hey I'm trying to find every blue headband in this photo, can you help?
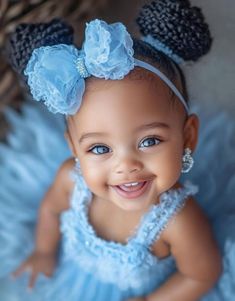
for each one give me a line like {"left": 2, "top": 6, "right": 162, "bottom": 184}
{"left": 24, "top": 19, "right": 189, "bottom": 115}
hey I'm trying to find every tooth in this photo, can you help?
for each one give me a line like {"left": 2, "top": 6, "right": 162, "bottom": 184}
{"left": 124, "top": 182, "right": 139, "bottom": 187}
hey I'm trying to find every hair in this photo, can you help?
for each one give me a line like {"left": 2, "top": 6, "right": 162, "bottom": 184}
{"left": 7, "top": 18, "right": 74, "bottom": 77}
{"left": 134, "top": 0, "right": 212, "bottom": 103}
{"left": 7, "top": 0, "right": 212, "bottom": 105}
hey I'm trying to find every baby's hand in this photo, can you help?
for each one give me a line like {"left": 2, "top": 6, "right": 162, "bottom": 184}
{"left": 12, "top": 251, "right": 57, "bottom": 289}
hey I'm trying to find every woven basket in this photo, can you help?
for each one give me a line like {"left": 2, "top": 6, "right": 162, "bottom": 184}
{"left": 0, "top": 0, "right": 107, "bottom": 139}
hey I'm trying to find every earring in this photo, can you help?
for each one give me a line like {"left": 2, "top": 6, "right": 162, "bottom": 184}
{"left": 181, "top": 148, "right": 194, "bottom": 173}
{"left": 74, "top": 157, "right": 82, "bottom": 175}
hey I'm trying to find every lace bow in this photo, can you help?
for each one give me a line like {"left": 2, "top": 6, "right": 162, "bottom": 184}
{"left": 24, "top": 19, "right": 135, "bottom": 115}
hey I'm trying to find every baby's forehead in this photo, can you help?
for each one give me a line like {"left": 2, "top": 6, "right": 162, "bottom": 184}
{"left": 70, "top": 76, "right": 186, "bottom": 128}
{"left": 85, "top": 68, "right": 174, "bottom": 95}
{"left": 83, "top": 71, "right": 184, "bottom": 113}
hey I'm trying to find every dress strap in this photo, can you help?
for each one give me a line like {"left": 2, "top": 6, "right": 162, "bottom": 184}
{"left": 68, "top": 161, "right": 91, "bottom": 211}
{"left": 131, "top": 181, "right": 199, "bottom": 248}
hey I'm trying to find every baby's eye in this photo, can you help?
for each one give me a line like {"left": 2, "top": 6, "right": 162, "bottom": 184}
{"left": 139, "top": 137, "right": 161, "bottom": 148}
{"left": 89, "top": 145, "right": 110, "bottom": 155}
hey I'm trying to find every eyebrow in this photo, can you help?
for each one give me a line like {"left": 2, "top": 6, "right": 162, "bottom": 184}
{"left": 78, "top": 122, "right": 170, "bottom": 144}
{"left": 135, "top": 122, "right": 170, "bottom": 131}
{"left": 79, "top": 132, "right": 107, "bottom": 144}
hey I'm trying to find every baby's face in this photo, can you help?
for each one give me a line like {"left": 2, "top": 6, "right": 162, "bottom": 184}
{"left": 67, "top": 76, "right": 198, "bottom": 211}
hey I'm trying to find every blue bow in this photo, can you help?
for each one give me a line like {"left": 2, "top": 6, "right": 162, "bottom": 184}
{"left": 24, "top": 19, "right": 135, "bottom": 115}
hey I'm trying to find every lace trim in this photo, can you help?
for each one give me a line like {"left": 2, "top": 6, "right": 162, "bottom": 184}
{"left": 61, "top": 209, "right": 162, "bottom": 289}
{"left": 68, "top": 162, "right": 91, "bottom": 211}
{"left": 133, "top": 181, "right": 199, "bottom": 247}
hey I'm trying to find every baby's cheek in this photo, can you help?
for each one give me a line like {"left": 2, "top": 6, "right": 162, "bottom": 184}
{"left": 153, "top": 149, "right": 182, "bottom": 186}
{"left": 81, "top": 164, "right": 107, "bottom": 190}
{"left": 165, "top": 151, "right": 182, "bottom": 181}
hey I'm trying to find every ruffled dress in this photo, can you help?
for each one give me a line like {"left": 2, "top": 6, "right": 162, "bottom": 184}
{"left": 0, "top": 100, "right": 235, "bottom": 301}
{"left": 46, "top": 171, "right": 198, "bottom": 301}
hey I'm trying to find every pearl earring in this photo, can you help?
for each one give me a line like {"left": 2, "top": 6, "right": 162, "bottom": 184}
{"left": 74, "top": 157, "right": 82, "bottom": 175}
{"left": 181, "top": 148, "right": 194, "bottom": 173}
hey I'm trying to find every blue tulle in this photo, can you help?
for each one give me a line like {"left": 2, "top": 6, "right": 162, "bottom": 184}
{"left": 0, "top": 100, "right": 235, "bottom": 300}
{"left": 24, "top": 44, "right": 85, "bottom": 115}
{"left": 84, "top": 19, "right": 135, "bottom": 79}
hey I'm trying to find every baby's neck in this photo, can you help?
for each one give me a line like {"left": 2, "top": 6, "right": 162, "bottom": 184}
{"left": 88, "top": 194, "right": 145, "bottom": 244}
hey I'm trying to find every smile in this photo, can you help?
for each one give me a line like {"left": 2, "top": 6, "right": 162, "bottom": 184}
{"left": 112, "top": 180, "right": 152, "bottom": 199}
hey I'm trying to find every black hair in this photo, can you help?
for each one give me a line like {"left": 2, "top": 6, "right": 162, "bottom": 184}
{"left": 7, "top": 18, "right": 74, "bottom": 77}
{"left": 135, "top": 0, "right": 212, "bottom": 103}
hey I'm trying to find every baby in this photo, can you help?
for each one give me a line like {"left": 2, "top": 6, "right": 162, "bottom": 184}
{"left": 9, "top": 1, "right": 222, "bottom": 300}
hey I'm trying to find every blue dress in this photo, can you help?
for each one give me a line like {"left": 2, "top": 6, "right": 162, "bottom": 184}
{"left": 47, "top": 169, "right": 198, "bottom": 301}
{"left": 0, "top": 101, "right": 235, "bottom": 300}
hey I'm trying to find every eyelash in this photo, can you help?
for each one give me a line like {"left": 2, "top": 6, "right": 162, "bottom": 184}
{"left": 89, "top": 144, "right": 110, "bottom": 155}
{"left": 139, "top": 136, "right": 161, "bottom": 148}
{"left": 88, "top": 136, "right": 162, "bottom": 155}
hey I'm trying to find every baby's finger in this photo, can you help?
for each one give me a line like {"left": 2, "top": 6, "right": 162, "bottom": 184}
{"left": 28, "top": 272, "right": 38, "bottom": 290}
{"left": 12, "top": 262, "right": 28, "bottom": 278}
{"left": 44, "top": 269, "right": 54, "bottom": 278}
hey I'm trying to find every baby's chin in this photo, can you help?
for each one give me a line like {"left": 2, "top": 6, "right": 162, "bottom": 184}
{"left": 110, "top": 195, "right": 157, "bottom": 213}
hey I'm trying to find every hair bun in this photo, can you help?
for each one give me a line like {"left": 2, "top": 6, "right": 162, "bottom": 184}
{"left": 136, "top": 0, "right": 212, "bottom": 62}
{"left": 8, "top": 18, "right": 74, "bottom": 75}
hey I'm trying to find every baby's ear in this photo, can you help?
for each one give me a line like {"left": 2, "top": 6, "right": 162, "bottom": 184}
{"left": 183, "top": 114, "right": 199, "bottom": 152}
{"left": 64, "top": 131, "right": 76, "bottom": 157}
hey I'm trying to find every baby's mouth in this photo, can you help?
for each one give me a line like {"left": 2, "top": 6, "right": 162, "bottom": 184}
{"left": 118, "top": 182, "right": 146, "bottom": 191}
{"left": 112, "top": 180, "right": 152, "bottom": 199}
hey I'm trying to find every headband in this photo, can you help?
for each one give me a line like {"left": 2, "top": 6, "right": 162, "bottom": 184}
{"left": 24, "top": 19, "right": 189, "bottom": 115}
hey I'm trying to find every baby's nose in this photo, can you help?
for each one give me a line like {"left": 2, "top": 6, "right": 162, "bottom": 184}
{"left": 114, "top": 155, "right": 143, "bottom": 175}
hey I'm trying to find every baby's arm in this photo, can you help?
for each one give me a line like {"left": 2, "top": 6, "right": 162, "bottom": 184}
{"left": 144, "top": 197, "right": 222, "bottom": 301}
{"left": 12, "top": 158, "right": 75, "bottom": 288}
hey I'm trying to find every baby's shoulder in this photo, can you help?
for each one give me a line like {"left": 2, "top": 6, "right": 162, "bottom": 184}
{"left": 56, "top": 157, "right": 75, "bottom": 195}
{"left": 159, "top": 196, "right": 221, "bottom": 281}
{"left": 161, "top": 195, "right": 212, "bottom": 248}
{"left": 44, "top": 157, "right": 75, "bottom": 214}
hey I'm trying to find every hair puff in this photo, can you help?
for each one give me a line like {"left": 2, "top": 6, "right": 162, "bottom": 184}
{"left": 7, "top": 18, "right": 74, "bottom": 76}
{"left": 136, "top": 0, "right": 212, "bottom": 62}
